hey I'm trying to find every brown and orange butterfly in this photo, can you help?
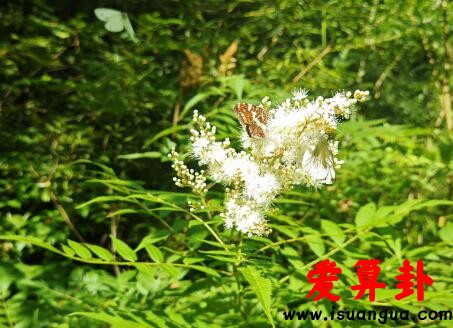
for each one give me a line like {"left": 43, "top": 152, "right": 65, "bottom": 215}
{"left": 233, "top": 102, "right": 269, "bottom": 138}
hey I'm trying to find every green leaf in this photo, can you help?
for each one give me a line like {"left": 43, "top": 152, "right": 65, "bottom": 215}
{"left": 86, "top": 244, "right": 114, "bottom": 261}
{"left": 198, "top": 250, "right": 237, "bottom": 256}
{"left": 135, "top": 263, "right": 155, "bottom": 279}
{"left": 230, "top": 76, "right": 245, "bottom": 99}
{"left": 306, "top": 234, "right": 325, "bottom": 257}
{"left": 179, "top": 90, "right": 221, "bottom": 120}
{"left": 355, "top": 200, "right": 453, "bottom": 228}
{"left": 396, "top": 199, "right": 453, "bottom": 214}
{"left": 144, "top": 310, "right": 168, "bottom": 328}
{"left": 0, "top": 235, "right": 61, "bottom": 255}
{"left": 196, "top": 239, "right": 231, "bottom": 249}
{"left": 144, "top": 244, "right": 164, "bottom": 263}
{"left": 160, "top": 263, "right": 180, "bottom": 278}
{"left": 117, "top": 152, "right": 162, "bottom": 160}
{"left": 355, "top": 202, "right": 377, "bottom": 228}
{"left": 137, "top": 232, "right": 170, "bottom": 247}
{"left": 239, "top": 266, "right": 274, "bottom": 327}
{"left": 70, "top": 311, "right": 145, "bottom": 328}
{"left": 220, "top": 75, "right": 249, "bottom": 99}
{"left": 111, "top": 236, "right": 137, "bottom": 262}
{"left": 67, "top": 240, "right": 92, "bottom": 259}
{"left": 76, "top": 195, "right": 131, "bottom": 209}
{"left": 206, "top": 255, "right": 237, "bottom": 263}
{"left": 321, "top": 220, "right": 345, "bottom": 245}
{"left": 439, "top": 222, "right": 453, "bottom": 245}
{"left": 270, "top": 224, "right": 298, "bottom": 238}
{"left": 280, "top": 247, "right": 304, "bottom": 268}
{"left": 182, "top": 257, "right": 204, "bottom": 265}
{"left": 187, "top": 265, "right": 220, "bottom": 277}
{"left": 143, "top": 125, "right": 187, "bottom": 148}
{"left": 61, "top": 244, "right": 75, "bottom": 257}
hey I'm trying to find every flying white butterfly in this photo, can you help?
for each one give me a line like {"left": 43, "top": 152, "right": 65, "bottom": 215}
{"left": 302, "top": 138, "right": 336, "bottom": 184}
{"left": 94, "top": 8, "right": 136, "bottom": 41}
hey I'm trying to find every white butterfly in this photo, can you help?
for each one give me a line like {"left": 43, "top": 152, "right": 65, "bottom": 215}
{"left": 302, "top": 138, "right": 335, "bottom": 184}
{"left": 94, "top": 8, "right": 136, "bottom": 41}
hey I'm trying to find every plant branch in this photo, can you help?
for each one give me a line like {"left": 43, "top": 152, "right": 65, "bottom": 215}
{"left": 292, "top": 44, "right": 332, "bottom": 82}
{"left": 49, "top": 191, "right": 85, "bottom": 243}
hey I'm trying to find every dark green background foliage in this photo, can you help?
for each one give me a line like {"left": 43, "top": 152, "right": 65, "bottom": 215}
{"left": 0, "top": 1, "right": 452, "bottom": 327}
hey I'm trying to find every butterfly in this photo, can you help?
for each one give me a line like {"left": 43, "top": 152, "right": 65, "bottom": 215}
{"left": 233, "top": 102, "right": 269, "bottom": 138}
{"left": 94, "top": 8, "right": 137, "bottom": 42}
{"left": 302, "top": 138, "right": 336, "bottom": 184}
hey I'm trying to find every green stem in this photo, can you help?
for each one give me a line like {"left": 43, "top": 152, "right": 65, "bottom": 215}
{"left": 185, "top": 210, "right": 226, "bottom": 248}
{"left": 0, "top": 235, "right": 230, "bottom": 276}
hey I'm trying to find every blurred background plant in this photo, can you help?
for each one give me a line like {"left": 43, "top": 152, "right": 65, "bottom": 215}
{"left": 0, "top": 1, "right": 451, "bottom": 327}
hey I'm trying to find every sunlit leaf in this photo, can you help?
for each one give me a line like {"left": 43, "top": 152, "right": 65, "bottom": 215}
{"left": 86, "top": 244, "right": 115, "bottom": 261}
{"left": 111, "top": 236, "right": 137, "bottom": 262}
{"left": 239, "top": 266, "right": 274, "bottom": 327}
{"left": 67, "top": 240, "right": 92, "bottom": 259}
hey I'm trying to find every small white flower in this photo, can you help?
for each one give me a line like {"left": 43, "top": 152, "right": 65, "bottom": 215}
{"left": 210, "top": 145, "right": 228, "bottom": 163}
{"left": 292, "top": 88, "right": 308, "bottom": 101}
{"left": 221, "top": 157, "right": 243, "bottom": 179}
{"left": 244, "top": 173, "right": 279, "bottom": 205}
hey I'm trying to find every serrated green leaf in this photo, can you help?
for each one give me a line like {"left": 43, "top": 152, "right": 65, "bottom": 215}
{"left": 188, "top": 265, "right": 220, "bottom": 277}
{"left": 144, "top": 310, "right": 168, "bottom": 328}
{"left": 397, "top": 199, "right": 453, "bottom": 214}
{"left": 306, "top": 234, "right": 325, "bottom": 257}
{"left": 135, "top": 264, "right": 155, "bottom": 280}
{"left": 439, "top": 222, "right": 453, "bottom": 245}
{"left": 182, "top": 257, "right": 204, "bottom": 265}
{"left": 207, "top": 255, "right": 237, "bottom": 263}
{"left": 111, "top": 236, "right": 137, "bottom": 262}
{"left": 270, "top": 224, "right": 298, "bottom": 238}
{"left": 144, "top": 244, "right": 164, "bottom": 263}
{"left": 86, "top": 244, "right": 114, "bottom": 261}
{"left": 136, "top": 233, "right": 170, "bottom": 251}
{"left": 160, "top": 263, "right": 180, "bottom": 278}
{"left": 0, "top": 235, "right": 61, "bottom": 254}
{"left": 70, "top": 311, "right": 145, "bottom": 328}
{"left": 61, "top": 244, "right": 75, "bottom": 257}
{"left": 356, "top": 200, "right": 452, "bottom": 229}
{"left": 239, "top": 266, "right": 274, "bottom": 327}
{"left": 196, "top": 239, "right": 231, "bottom": 249}
{"left": 67, "top": 239, "right": 92, "bottom": 259}
{"left": 321, "top": 220, "right": 345, "bottom": 245}
{"left": 355, "top": 202, "right": 377, "bottom": 227}
{"left": 281, "top": 247, "right": 304, "bottom": 268}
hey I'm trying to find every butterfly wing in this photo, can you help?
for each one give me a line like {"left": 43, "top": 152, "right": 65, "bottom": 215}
{"left": 234, "top": 102, "right": 254, "bottom": 125}
{"left": 105, "top": 15, "right": 125, "bottom": 32}
{"left": 303, "top": 141, "right": 335, "bottom": 184}
{"left": 234, "top": 102, "right": 268, "bottom": 138}
{"left": 246, "top": 124, "right": 266, "bottom": 139}
{"left": 95, "top": 8, "right": 121, "bottom": 21}
{"left": 95, "top": 8, "right": 124, "bottom": 32}
{"left": 253, "top": 105, "right": 269, "bottom": 124}
{"left": 122, "top": 14, "right": 137, "bottom": 41}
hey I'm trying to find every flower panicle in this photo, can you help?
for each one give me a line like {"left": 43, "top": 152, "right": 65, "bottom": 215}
{"left": 169, "top": 149, "right": 207, "bottom": 196}
{"left": 170, "top": 89, "right": 369, "bottom": 236}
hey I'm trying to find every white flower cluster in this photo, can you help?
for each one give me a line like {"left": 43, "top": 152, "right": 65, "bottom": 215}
{"left": 171, "top": 89, "right": 369, "bottom": 236}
